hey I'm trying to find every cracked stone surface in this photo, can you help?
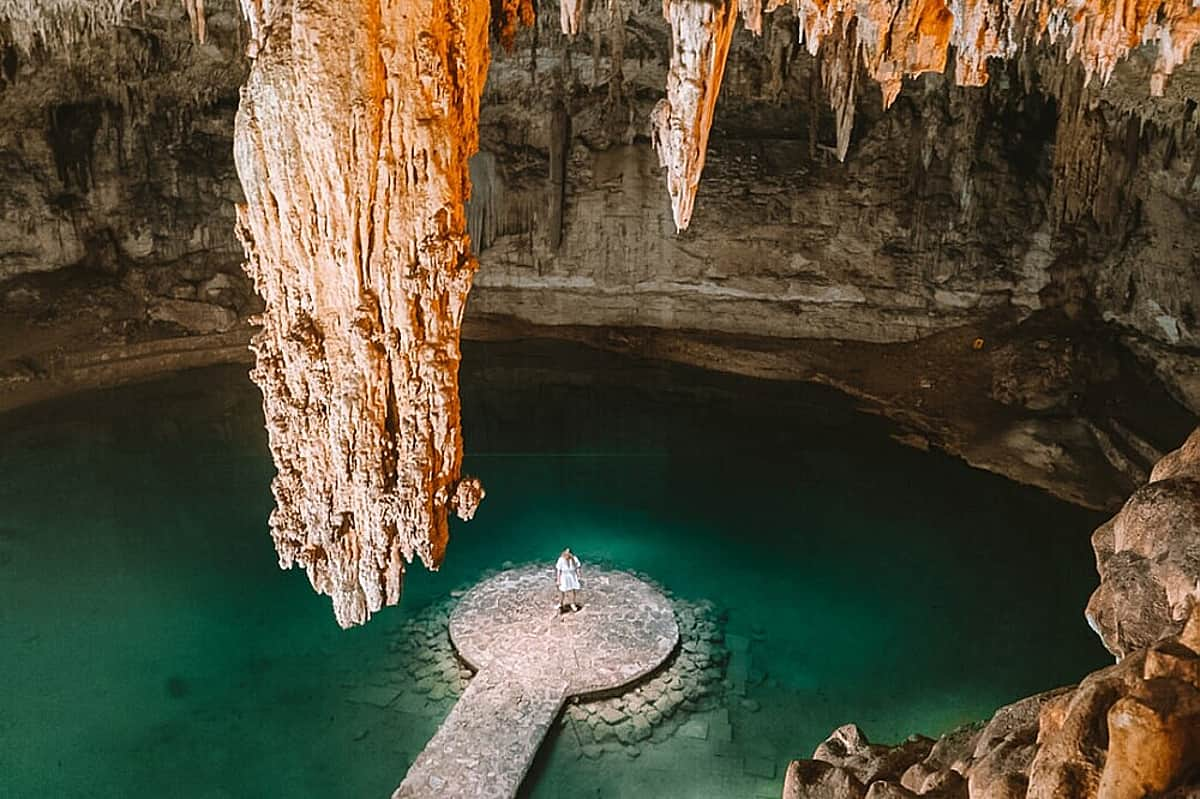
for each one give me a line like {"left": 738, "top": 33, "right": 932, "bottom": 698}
{"left": 450, "top": 564, "right": 680, "bottom": 695}
{"left": 395, "top": 565, "right": 678, "bottom": 798}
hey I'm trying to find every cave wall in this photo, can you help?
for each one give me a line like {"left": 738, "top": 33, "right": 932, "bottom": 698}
{"left": 0, "top": 0, "right": 1197, "bottom": 508}
{"left": 472, "top": 41, "right": 1057, "bottom": 345}
{"left": 0, "top": 1, "right": 250, "bottom": 336}
{"left": 0, "top": 3, "right": 1195, "bottom": 372}
{"left": 466, "top": 5, "right": 1200, "bottom": 413}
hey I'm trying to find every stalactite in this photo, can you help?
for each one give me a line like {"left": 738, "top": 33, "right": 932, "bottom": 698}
{"left": 653, "top": 0, "right": 1200, "bottom": 230}
{"left": 652, "top": 0, "right": 739, "bottom": 232}
{"left": 785, "top": 0, "right": 1200, "bottom": 98}
{"left": 234, "top": 0, "right": 526, "bottom": 628}
{"left": 466, "top": 151, "right": 505, "bottom": 253}
{"left": 590, "top": 5, "right": 602, "bottom": 85}
{"left": 820, "top": 13, "right": 858, "bottom": 162}
{"left": 238, "top": 0, "right": 274, "bottom": 57}
{"left": 549, "top": 101, "right": 570, "bottom": 249}
{"left": 493, "top": 0, "right": 534, "bottom": 50}
{"left": 0, "top": 0, "right": 207, "bottom": 52}
{"left": 608, "top": 0, "right": 625, "bottom": 91}
{"left": 1050, "top": 86, "right": 1144, "bottom": 232}
{"left": 764, "top": 10, "right": 794, "bottom": 100}
{"left": 739, "top": 0, "right": 762, "bottom": 36}
{"left": 561, "top": 0, "right": 585, "bottom": 36}
{"left": 0, "top": 0, "right": 135, "bottom": 52}
{"left": 181, "top": 0, "right": 206, "bottom": 43}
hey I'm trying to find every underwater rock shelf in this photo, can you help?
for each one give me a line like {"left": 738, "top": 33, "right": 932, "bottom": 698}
{"left": 395, "top": 565, "right": 679, "bottom": 798}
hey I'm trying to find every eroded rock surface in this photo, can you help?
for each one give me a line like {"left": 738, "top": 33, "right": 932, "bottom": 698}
{"left": 642, "top": 0, "right": 1200, "bottom": 232}
{"left": 1087, "top": 427, "right": 1200, "bottom": 658}
{"left": 233, "top": 0, "right": 502, "bottom": 627}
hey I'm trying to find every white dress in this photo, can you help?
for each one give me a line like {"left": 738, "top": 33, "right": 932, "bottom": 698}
{"left": 556, "top": 555, "right": 581, "bottom": 592}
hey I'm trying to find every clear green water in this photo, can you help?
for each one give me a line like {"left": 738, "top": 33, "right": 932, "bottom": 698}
{"left": 0, "top": 340, "right": 1109, "bottom": 798}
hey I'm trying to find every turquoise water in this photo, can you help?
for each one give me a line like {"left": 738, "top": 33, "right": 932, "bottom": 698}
{"left": 0, "top": 340, "right": 1109, "bottom": 798}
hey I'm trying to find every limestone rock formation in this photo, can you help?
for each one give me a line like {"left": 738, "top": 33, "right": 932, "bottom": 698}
{"left": 648, "top": 0, "right": 1200, "bottom": 230}
{"left": 786, "top": 606, "right": 1200, "bottom": 798}
{"left": 651, "top": 0, "right": 739, "bottom": 232}
{"left": 234, "top": 0, "right": 509, "bottom": 627}
{"left": 0, "top": 0, "right": 209, "bottom": 54}
{"left": 1087, "top": 427, "right": 1200, "bottom": 658}
{"left": 1, "top": 0, "right": 1198, "bottom": 518}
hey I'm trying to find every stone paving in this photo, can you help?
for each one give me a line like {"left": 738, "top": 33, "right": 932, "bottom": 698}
{"left": 394, "top": 565, "right": 679, "bottom": 798}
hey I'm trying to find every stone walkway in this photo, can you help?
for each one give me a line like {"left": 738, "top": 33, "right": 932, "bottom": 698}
{"left": 393, "top": 565, "right": 679, "bottom": 798}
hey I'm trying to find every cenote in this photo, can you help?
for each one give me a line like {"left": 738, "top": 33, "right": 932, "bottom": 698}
{"left": 0, "top": 339, "right": 1110, "bottom": 798}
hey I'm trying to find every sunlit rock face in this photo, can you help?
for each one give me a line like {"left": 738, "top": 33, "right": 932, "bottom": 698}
{"left": 1087, "top": 427, "right": 1200, "bottom": 658}
{"left": 233, "top": 0, "right": 494, "bottom": 628}
{"left": 786, "top": 603, "right": 1200, "bottom": 799}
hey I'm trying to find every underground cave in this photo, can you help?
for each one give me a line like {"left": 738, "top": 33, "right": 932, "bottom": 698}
{"left": 2, "top": 1, "right": 1200, "bottom": 798}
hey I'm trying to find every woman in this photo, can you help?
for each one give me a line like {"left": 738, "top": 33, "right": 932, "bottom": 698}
{"left": 555, "top": 548, "right": 582, "bottom": 612}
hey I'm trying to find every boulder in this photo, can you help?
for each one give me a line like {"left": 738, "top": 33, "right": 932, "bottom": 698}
{"left": 814, "top": 725, "right": 932, "bottom": 785}
{"left": 782, "top": 761, "right": 866, "bottom": 799}
{"left": 973, "top": 687, "right": 1074, "bottom": 759}
{"left": 814, "top": 724, "right": 871, "bottom": 762}
{"left": 1086, "top": 428, "right": 1200, "bottom": 658}
{"left": 863, "top": 781, "right": 917, "bottom": 799}
{"left": 966, "top": 738, "right": 1035, "bottom": 799}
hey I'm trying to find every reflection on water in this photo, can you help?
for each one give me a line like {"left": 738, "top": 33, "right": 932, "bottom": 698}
{"left": 0, "top": 341, "right": 1109, "bottom": 798}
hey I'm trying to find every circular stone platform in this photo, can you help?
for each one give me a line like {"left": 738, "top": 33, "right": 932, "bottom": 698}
{"left": 449, "top": 564, "right": 679, "bottom": 696}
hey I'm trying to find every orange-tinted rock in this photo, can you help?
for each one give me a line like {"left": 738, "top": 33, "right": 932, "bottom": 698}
{"left": 659, "top": 0, "right": 1200, "bottom": 229}
{"left": 494, "top": 0, "right": 535, "bottom": 50}
{"left": 1098, "top": 691, "right": 1200, "bottom": 799}
{"left": 1025, "top": 613, "right": 1200, "bottom": 799}
{"left": 783, "top": 0, "right": 1200, "bottom": 97}
{"left": 234, "top": 0, "right": 516, "bottom": 627}
{"left": 652, "top": 0, "right": 740, "bottom": 232}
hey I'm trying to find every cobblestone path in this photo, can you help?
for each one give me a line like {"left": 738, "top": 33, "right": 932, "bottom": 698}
{"left": 393, "top": 565, "right": 678, "bottom": 798}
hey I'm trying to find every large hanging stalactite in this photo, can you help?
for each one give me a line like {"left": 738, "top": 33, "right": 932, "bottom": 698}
{"left": 234, "top": 0, "right": 501, "bottom": 628}
{"left": 651, "top": 0, "right": 739, "bottom": 233}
